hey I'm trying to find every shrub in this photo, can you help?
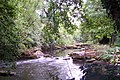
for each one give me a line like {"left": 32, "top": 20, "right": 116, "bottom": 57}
{"left": 99, "top": 53, "right": 113, "bottom": 62}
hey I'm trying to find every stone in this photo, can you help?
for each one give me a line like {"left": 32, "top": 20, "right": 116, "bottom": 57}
{"left": 54, "top": 46, "right": 61, "bottom": 49}
{"left": 86, "top": 58, "right": 96, "bottom": 63}
{"left": 0, "top": 71, "right": 16, "bottom": 76}
{"left": 65, "top": 45, "right": 78, "bottom": 49}
{"left": 85, "top": 50, "right": 96, "bottom": 58}
{"left": 22, "top": 47, "right": 44, "bottom": 59}
{"left": 69, "top": 50, "right": 97, "bottom": 60}
{"left": 43, "top": 54, "right": 51, "bottom": 57}
{"left": 31, "top": 51, "right": 44, "bottom": 58}
{"left": 68, "top": 51, "right": 85, "bottom": 59}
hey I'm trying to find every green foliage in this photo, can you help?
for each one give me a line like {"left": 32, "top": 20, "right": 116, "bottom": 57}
{"left": 107, "top": 47, "right": 120, "bottom": 55}
{"left": 14, "top": 0, "right": 42, "bottom": 48}
{"left": 73, "top": 29, "right": 82, "bottom": 42}
{"left": 98, "top": 46, "right": 120, "bottom": 63}
{"left": 101, "top": 0, "right": 120, "bottom": 32}
{"left": 114, "top": 34, "right": 120, "bottom": 47}
{"left": 40, "top": 0, "right": 80, "bottom": 45}
{"left": 0, "top": 0, "right": 42, "bottom": 61}
{"left": 39, "top": 0, "right": 116, "bottom": 45}
{"left": 99, "top": 53, "right": 113, "bottom": 62}
{"left": 0, "top": 0, "right": 118, "bottom": 61}
{"left": 0, "top": 0, "right": 20, "bottom": 61}
{"left": 81, "top": 0, "right": 115, "bottom": 42}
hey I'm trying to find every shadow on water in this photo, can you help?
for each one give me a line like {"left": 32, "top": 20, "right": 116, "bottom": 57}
{"left": 0, "top": 49, "right": 120, "bottom": 80}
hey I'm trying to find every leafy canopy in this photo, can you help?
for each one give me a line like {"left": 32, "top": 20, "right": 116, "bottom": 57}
{"left": 0, "top": 0, "right": 41, "bottom": 61}
{"left": 80, "top": 0, "right": 115, "bottom": 41}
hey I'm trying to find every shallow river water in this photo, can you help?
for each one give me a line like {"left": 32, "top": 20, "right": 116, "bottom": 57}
{"left": 0, "top": 49, "right": 85, "bottom": 80}
{"left": 0, "top": 49, "right": 120, "bottom": 80}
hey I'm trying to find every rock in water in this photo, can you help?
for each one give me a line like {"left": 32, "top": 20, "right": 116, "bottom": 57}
{"left": 22, "top": 47, "right": 44, "bottom": 59}
{"left": 0, "top": 71, "right": 16, "bottom": 76}
{"left": 68, "top": 51, "right": 85, "bottom": 59}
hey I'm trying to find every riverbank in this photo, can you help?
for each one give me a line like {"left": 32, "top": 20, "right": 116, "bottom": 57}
{"left": 1, "top": 44, "right": 120, "bottom": 80}
{"left": 19, "top": 43, "right": 120, "bottom": 66}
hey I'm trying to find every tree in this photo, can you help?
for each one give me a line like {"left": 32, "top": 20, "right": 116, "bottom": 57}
{"left": 101, "top": 0, "right": 120, "bottom": 45}
{"left": 80, "top": 0, "right": 115, "bottom": 42}
{"left": 0, "top": 0, "right": 20, "bottom": 61}
{"left": 0, "top": 0, "right": 41, "bottom": 61}
{"left": 101, "top": 0, "right": 120, "bottom": 32}
{"left": 40, "top": 0, "right": 82, "bottom": 45}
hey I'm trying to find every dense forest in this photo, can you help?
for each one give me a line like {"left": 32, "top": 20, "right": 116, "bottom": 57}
{"left": 0, "top": 0, "right": 120, "bottom": 62}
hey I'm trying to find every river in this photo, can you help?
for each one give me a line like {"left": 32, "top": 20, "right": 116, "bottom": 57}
{"left": 0, "top": 49, "right": 85, "bottom": 80}
{"left": 0, "top": 49, "right": 120, "bottom": 80}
